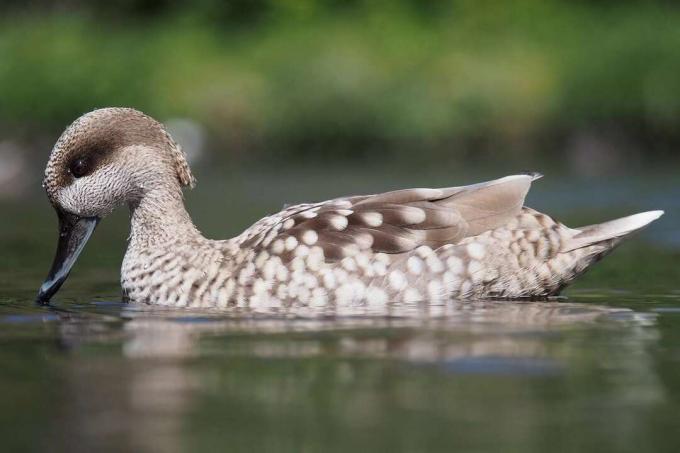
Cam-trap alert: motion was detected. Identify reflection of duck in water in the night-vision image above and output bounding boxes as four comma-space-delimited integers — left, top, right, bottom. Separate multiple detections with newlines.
54, 298, 645, 361
37, 108, 663, 307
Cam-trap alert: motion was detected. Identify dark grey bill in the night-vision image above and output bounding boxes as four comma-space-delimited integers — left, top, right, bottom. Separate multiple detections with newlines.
36, 209, 99, 304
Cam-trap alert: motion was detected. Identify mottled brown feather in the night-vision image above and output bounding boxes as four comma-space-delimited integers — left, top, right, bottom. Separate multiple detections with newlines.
240, 175, 536, 264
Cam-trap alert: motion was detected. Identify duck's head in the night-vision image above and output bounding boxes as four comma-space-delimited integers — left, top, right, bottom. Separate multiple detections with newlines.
37, 107, 194, 304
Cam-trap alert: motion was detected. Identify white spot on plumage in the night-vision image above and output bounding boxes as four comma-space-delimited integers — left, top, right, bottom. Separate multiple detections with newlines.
310, 288, 328, 307
373, 260, 387, 276
255, 252, 269, 269
291, 257, 305, 271
467, 243, 486, 260
428, 280, 443, 298
354, 232, 374, 249
271, 239, 284, 255
330, 215, 349, 230
375, 253, 390, 264
263, 259, 277, 280
304, 274, 318, 289
306, 250, 323, 271
407, 256, 423, 275
343, 244, 360, 257
493, 229, 513, 240
442, 271, 460, 289
355, 253, 370, 268
276, 265, 289, 282
446, 256, 464, 274
253, 278, 268, 295
334, 268, 349, 283
238, 263, 255, 285
291, 269, 305, 284
362, 212, 383, 227
335, 284, 355, 305
285, 236, 298, 251
342, 257, 357, 271
283, 218, 295, 230
298, 286, 311, 303
402, 207, 426, 224
416, 246, 433, 258
526, 230, 540, 242
322, 270, 337, 289
389, 270, 407, 291
295, 244, 310, 257
216, 288, 229, 308
468, 260, 485, 283
403, 288, 422, 303
288, 284, 299, 299
352, 281, 366, 301
302, 229, 318, 245
366, 287, 387, 305
426, 255, 444, 273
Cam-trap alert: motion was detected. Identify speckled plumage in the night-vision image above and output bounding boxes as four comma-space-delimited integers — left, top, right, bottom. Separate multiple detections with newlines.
42, 108, 664, 308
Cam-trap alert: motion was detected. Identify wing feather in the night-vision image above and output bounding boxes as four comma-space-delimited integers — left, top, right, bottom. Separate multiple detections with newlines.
236, 174, 538, 263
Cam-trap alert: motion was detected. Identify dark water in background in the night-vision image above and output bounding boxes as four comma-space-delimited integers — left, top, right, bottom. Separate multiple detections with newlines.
1, 168, 679, 452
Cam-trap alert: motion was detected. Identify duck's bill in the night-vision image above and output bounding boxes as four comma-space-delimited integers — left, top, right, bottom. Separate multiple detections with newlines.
36, 209, 100, 304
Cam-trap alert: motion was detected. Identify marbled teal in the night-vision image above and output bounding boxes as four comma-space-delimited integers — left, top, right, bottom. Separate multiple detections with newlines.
37, 108, 664, 307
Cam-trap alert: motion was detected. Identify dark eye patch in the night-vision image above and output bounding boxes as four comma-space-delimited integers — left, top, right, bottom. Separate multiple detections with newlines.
66, 143, 110, 179
69, 157, 91, 178
61, 137, 117, 185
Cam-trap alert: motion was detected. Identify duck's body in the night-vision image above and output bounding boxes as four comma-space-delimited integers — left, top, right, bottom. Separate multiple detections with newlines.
120, 174, 660, 308
38, 108, 663, 307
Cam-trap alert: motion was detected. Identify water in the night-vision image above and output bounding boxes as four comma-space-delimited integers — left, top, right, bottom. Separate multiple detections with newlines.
1, 168, 679, 452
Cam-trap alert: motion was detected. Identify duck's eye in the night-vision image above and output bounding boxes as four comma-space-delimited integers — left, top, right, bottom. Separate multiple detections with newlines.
70, 158, 89, 178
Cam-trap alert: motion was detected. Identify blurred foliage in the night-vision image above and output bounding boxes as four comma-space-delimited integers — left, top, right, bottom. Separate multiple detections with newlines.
1, 0, 680, 163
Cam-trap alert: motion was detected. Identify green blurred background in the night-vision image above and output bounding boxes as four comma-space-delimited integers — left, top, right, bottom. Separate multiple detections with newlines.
1, 0, 679, 198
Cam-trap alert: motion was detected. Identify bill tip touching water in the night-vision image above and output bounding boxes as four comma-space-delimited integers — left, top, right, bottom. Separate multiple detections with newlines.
37, 107, 665, 307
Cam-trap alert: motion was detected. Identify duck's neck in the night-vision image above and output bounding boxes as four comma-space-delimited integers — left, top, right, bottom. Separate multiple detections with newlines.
128, 186, 203, 249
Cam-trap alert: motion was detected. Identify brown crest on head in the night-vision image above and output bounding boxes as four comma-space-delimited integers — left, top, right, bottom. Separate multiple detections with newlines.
43, 107, 195, 199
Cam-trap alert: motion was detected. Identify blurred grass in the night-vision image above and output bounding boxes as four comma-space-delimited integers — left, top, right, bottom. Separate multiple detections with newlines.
1, 0, 680, 163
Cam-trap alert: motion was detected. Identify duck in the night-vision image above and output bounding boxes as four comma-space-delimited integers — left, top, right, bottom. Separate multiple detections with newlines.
37, 108, 664, 308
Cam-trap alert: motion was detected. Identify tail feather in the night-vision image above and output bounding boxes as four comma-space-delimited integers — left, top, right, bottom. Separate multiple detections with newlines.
563, 210, 664, 253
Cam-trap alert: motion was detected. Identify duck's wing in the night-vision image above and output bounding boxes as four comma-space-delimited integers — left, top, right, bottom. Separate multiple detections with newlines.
237, 173, 541, 262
